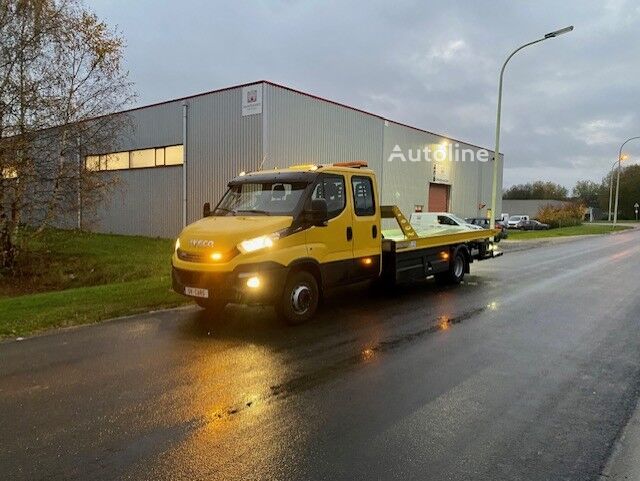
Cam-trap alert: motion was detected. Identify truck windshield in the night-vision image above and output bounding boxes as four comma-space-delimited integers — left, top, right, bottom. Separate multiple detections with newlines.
214, 182, 308, 216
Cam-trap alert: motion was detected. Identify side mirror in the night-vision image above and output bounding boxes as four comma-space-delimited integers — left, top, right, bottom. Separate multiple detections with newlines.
203, 202, 211, 217
305, 199, 328, 226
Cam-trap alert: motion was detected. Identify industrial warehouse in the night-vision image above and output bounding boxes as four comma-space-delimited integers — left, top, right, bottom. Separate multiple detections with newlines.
85, 81, 503, 238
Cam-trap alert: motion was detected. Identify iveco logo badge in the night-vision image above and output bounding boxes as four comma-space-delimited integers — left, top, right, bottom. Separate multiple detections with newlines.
190, 239, 214, 248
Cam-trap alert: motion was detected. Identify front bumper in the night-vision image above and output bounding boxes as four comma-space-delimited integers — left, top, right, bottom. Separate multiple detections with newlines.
172, 261, 289, 305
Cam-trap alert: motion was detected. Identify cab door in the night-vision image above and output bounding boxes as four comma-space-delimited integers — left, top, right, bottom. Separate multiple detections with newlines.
349, 174, 381, 280
305, 174, 353, 287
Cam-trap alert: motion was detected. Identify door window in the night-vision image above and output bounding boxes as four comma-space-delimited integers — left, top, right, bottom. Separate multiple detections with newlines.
311, 175, 346, 219
351, 176, 375, 216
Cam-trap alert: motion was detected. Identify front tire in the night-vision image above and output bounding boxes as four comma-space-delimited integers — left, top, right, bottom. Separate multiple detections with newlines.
276, 270, 319, 325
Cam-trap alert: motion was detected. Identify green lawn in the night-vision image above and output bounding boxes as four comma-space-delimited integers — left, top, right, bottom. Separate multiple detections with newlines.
0, 230, 188, 338
506, 224, 633, 240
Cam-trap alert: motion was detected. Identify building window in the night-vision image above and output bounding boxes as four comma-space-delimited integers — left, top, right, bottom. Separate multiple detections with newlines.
103, 151, 129, 170
165, 145, 183, 165
155, 148, 165, 166
85, 144, 183, 171
130, 148, 155, 168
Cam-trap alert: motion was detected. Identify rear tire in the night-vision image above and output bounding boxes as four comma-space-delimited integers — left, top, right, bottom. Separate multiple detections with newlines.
275, 270, 319, 325
436, 250, 466, 284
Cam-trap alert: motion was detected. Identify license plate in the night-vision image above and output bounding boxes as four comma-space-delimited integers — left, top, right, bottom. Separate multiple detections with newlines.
184, 286, 209, 298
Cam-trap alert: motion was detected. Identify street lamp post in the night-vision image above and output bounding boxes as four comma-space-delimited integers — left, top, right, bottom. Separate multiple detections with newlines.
613, 136, 640, 226
607, 157, 625, 221
490, 26, 574, 230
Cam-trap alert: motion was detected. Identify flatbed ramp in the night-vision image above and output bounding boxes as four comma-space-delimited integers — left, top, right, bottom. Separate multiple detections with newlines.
380, 205, 502, 253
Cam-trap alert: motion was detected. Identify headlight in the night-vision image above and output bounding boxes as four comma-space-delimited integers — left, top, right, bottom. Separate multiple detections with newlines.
174, 238, 181, 252
239, 233, 279, 253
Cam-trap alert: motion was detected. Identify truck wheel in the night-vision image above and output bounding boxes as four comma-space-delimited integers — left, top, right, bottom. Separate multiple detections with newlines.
276, 270, 319, 325
436, 251, 466, 285
195, 298, 227, 317
448, 251, 466, 284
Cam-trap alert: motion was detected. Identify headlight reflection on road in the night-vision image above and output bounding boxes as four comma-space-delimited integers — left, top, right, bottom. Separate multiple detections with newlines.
361, 347, 376, 361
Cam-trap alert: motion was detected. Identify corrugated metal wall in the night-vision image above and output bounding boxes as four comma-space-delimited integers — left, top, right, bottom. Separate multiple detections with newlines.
185, 86, 262, 224
263, 86, 500, 219
82, 81, 501, 238
381, 122, 501, 218
93, 167, 182, 237
113, 102, 183, 151
447, 147, 503, 219
263, 84, 382, 173
381, 122, 436, 216
89, 102, 185, 237
86, 85, 263, 238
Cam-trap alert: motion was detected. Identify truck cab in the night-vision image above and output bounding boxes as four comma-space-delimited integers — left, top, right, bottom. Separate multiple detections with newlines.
172, 162, 381, 324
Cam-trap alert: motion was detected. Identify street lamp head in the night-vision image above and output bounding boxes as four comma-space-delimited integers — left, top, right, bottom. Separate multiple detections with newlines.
621, 153, 630, 161
544, 26, 574, 38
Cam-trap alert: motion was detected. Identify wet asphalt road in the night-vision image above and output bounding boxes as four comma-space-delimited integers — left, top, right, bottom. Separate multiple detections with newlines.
2, 229, 640, 480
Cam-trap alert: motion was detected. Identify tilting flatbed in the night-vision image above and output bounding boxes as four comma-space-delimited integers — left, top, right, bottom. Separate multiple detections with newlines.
379, 205, 502, 285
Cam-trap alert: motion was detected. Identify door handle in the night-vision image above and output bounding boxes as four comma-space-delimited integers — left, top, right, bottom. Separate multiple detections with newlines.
372, 225, 378, 238
346, 226, 353, 241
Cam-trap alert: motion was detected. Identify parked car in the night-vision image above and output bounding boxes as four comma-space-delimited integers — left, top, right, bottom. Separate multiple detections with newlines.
410, 212, 483, 231
518, 219, 550, 230
507, 215, 529, 228
465, 217, 509, 241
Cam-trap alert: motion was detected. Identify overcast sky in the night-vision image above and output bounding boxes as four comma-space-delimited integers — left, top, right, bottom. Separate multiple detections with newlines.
90, 0, 640, 189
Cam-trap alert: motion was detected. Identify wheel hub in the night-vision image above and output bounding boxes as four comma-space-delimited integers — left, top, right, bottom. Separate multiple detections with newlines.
291, 285, 311, 314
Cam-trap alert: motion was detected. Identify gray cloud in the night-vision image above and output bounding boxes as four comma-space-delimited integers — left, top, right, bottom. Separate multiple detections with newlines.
90, 0, 640, 188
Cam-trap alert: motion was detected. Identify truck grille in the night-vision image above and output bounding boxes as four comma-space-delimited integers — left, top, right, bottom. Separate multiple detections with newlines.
176, 248, 239, 263
177, 249, 205, 262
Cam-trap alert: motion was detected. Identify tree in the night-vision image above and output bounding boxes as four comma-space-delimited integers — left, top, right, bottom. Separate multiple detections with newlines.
0, 0, 134, 269
572, 180, 603, 207
503, 181, 568, 200
609, 165, 640, 219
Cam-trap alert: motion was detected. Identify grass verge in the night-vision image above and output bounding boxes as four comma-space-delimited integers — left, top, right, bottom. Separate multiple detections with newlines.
0, 230, 188, 338
506, 224, 633, 240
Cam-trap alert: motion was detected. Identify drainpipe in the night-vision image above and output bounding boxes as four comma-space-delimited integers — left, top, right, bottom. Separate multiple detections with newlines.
182, 102, 188, 227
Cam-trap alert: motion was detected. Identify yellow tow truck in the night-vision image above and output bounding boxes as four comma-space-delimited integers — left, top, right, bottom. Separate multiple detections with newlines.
172, 162, 501, 324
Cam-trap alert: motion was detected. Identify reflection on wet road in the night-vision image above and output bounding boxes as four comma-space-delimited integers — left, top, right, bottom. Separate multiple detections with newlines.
2, 229, 640, 480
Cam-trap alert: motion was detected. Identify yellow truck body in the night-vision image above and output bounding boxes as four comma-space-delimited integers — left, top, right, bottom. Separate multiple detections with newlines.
172, 163, 501, 324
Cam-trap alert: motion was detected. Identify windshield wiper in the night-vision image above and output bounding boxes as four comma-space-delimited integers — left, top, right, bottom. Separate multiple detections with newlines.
235, 209, 271, 216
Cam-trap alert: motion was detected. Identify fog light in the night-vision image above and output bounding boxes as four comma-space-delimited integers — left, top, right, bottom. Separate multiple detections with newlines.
362, 257, 373, 266
246, 276, 260, 288
210, 252, 223, 261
